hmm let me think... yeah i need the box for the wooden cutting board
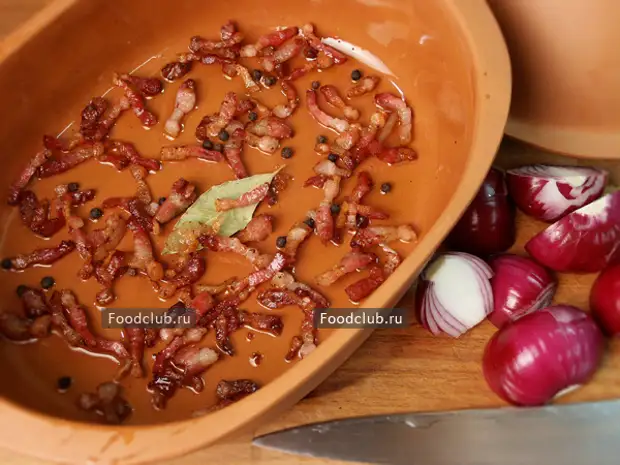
[1,5,619,464]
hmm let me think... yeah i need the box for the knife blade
[253,399,620,465]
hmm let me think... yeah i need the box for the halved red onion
[483,305,604,406]
[507,165,608,223]
[487,254,557,328]
[415,252,493,337]
[525,191,620,273]
[447,167,516,256]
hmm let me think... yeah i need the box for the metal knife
[253,400,620,465]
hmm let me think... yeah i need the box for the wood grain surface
[1,3,619,464]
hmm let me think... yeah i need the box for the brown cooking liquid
[0,10,473,425]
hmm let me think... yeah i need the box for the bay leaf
[162,168,282,255]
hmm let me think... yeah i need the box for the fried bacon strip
[7,240,75,270]
[112,73,159,127]
[313,159,351,178]
[316,251,378,286]
[247,117,293,140]
[235,214,274,243]
[120,75,163,96]
[129,165,159,216]
[215,182,269,212]
[214,305,240,355]
[320,85,360,121]
[216,379,259,401]
[207,92,238,138]
[306,90,349,133]
[59,290,131,363]
[149,345,219,410]
[0,313,51,341]
[347,76,380,99]
[260,37,305,72]
[301,24,348,65]
[164,79,197,138]
[350,224,417,248]
[160,145,224,163]
[374,93,413,145]
[375,147,418,165]
[316,176,341,243]
[342,171,389,229]
[20,287,50,318]
[378,112,398,143]
[18,191,65,237]
[334,124,361,151]
[283,221,313,259]
[266,171,292,206]
[239,311,283,336]
[199,234,272,269]
[241,26,299,57]
[127,220,164,281]
[270,271,331,309]
[273,80,300,119]
[48,291,82,346]
[8,147,51,205]
[154,178,197,224]
[107,141,161,173]
[381,244,402,276]
[80,97,107,140]
[124,327,146,378]
[37,142,105,178]
[222,63,260,93]
[345,265,386,303]
[94,251,128,306]
[223,120,248,179]
[229,252,288,299]
[159,254,206,300]
[189,23,243,53]
[88,213,128,263]
[78,382,132,425]
[245,132,279,154]
[161,61,193,81]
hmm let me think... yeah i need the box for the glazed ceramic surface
[0,0,510,462]
[489,0,620,159]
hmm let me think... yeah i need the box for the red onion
[507,165,608,222]
[590,264,620,336]
[483,305,604,406]
[447,167,516,256]
[525,191,620,273]
[416,252,493,337]
[487,254,557,328]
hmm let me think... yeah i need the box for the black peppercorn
[330,204,341,215]
[356,214,369,229]
[252,69,263,82]
[89,208,103,220]
[1,258,12,270]
[304,218,316,229]
[158,197,167,205]
[248,111,258,121]
[40,276,55,290]
[264,75,277,87]
[317,135,328,144]
[327,153,338,163]
[67,182,79,193]
[202,139,214,150]
[276,236,287,248]
[16,285,28,298]
[57,376,72,391]
[351,69,362,81]
[281,147,294,159]
[218,129,230,142]
[380,182,392,194]
[311,81,320,90]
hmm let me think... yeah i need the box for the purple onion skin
[448,167,516,257]
[483,305,605,406]
[488,254,557,328]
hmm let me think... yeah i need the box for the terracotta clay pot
[489,0,620,159]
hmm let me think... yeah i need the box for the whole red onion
[488,254,557,328]
[483,305,604,406]
[448,167,515,256]
[590,264,620,336]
